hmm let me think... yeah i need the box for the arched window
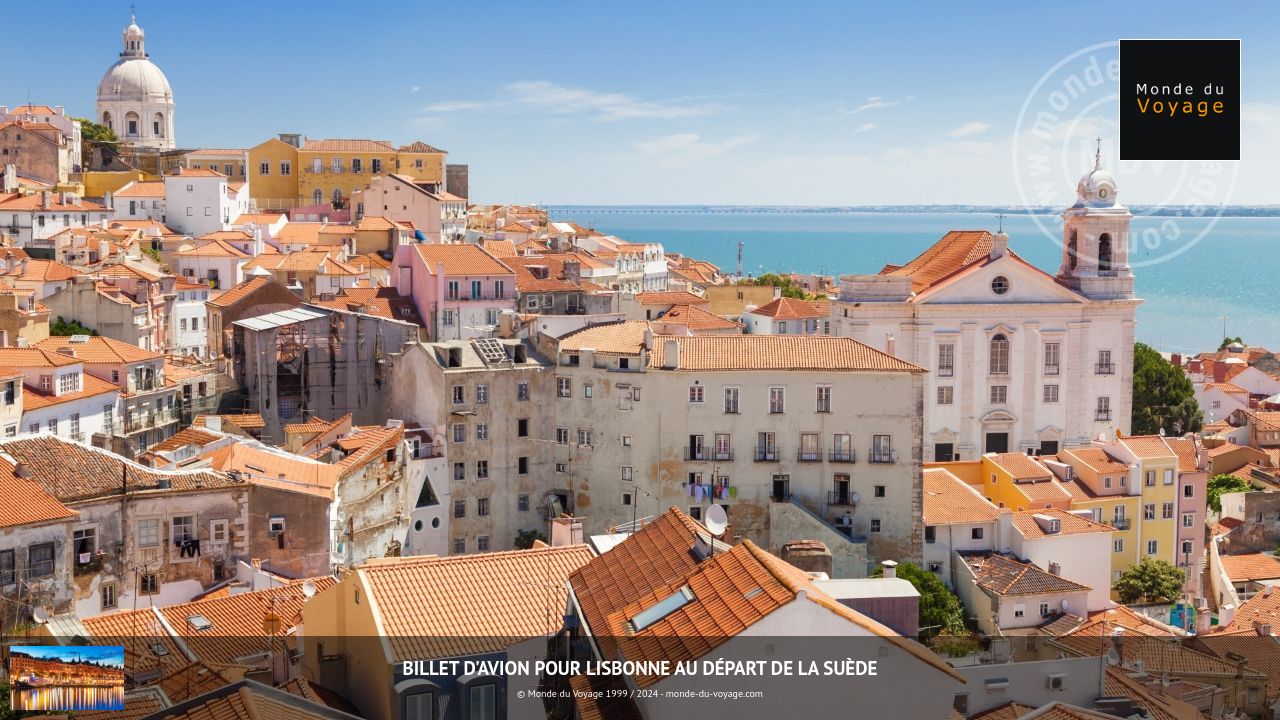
[1067,230,1078,271]
[125,112,139,137]
[153,113,164,138]
[990,333,1010,375]
[332,188,344,208]
[312,188,323,205]
[1098,233,1112,272]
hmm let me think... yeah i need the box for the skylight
[187,614,213,631]
[630,586,695,632]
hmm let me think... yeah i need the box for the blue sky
[11,645,124,668]
[4,1,1276,204]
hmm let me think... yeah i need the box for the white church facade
[96,15,175,150]
[832,150,1139,461]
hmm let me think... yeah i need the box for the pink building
[392,243,516,340]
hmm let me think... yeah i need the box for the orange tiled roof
[971,702,1035,720]
[0,346,81,368]
[114,180,165,198]
[301,138,393,153]
[207,276,273,308]
[0,461,77,529]
[0,194,107,211]
[3,258,83,282]
[308,287,419,323]
[1198,634,1280,700]
[648,335,924,373]
[989,452,1053,480]
[35,335,162,364]
[635,290,706,306]
[192,413,266,430]
[748,296,829,320]
[233,212,285,225]
[178,238,248,258]
[170,167,225,178]
[22,372,120,411]
[881,230,993,292]
[963,552,1091,597]
[412,243,513,276]
[1059,447,1132,474]
[397,141,446,154]
[558,320,649,355]
[1009,508,1113,538]
[357,545,594,662]
[1118,435,1179,460]
[658,304,739,331]
[0,435,237,503]
[204,440,339,498]
[150,426,224,454]
[1220,553,1280,583]
[923,467,1003,526]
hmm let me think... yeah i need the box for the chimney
[885,333,896,356]
[663,339,680,369]
[98,239,109,260]
[1048,561,1062,576]
[781,541,833,577]
[12,461,29,479]
[1,164,15,193]
[881,560,898,579]
[989,231,1008,259]
[1170,353,1182,368]
[41,191,51,209]
[1213,362,1227,384]
[1255,620,1273,636]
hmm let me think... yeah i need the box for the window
[453,463,465,481]
[990,385,1007,404]
[768,387,785,414]
[622,435,632,447]
[556,428,569,445]
[452,424,466,443]
[1014,606,1025,618]
[1144,504,1155,520]
[441,309,455,326]
[1162,502,1174,519]
[990,276,1010,295]
[1181,540,1194,556]
[518,494,530,512]
[557,377,572,397]
[476,423,488,441]
[371,158,382,174]
[1096,397,1111,421]
[622,491,633,506]
[621,466,633,482]
[871,435,892,463]
[937,386,953,404]
[29,542,54,578]
[259,162,270,175]
[210,520,229,545]
[925,526,936,544]
[517,418,528,437]
[870,518,881,533]
[476,384,488,403]
[476,536,490,552]
[578,428,593,446]
[971,527,984,540]
[140,573,159,595]
[0,550,11,585]
[816,386,832,412]
[518,457,529,474]
[989,334,1010,374]
[1163,469,1174,485]
[138,518,159,547]
[724,387,739,413]
[1147,540,1158,556]
[70,413,80,437]
[454,500,466,518]
[403,690,435,720]
[799,433,819,461]
[476,461,488,479]
[1044,342,1061,375]
[938,343,955,377]
[1145,471,1155,487]
[1184,484,1194,498]
[874,485,886,498]
[47,418,57,435]
[280,161,291,175]
[555,462,567,473]
[101,582,117,609]
[477,498,490,516]
[453,538,465,554]
[1182,512,1195,528]
[467,682,496,720]
[1104,476,1112,489]
[73,527,96,565]
[351,158,363,173]
[1043,384,1059,403]
[585,384,594,398]
[1039,602,1051,617]
[172,516,195,543]
[689,385,704,403]
[1114,539,1124,552]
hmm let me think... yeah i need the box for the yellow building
[245,136,300,210]
[393,141,446,186]
[181,148,248,182]
[297,138,397,209]
[1051,447,1141,583]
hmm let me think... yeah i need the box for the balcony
[798,449,822,463]
[1096,363,1116,375]
[73,556,103,577]
[711,449,734,462]
[686,447,707,461]
[869,450,894,464]
[754,447,780,462]
[412,443,443,459]
[1110,518,1131,530]
[827,491,858,506]
[445,294,508,302]
[1095,411,1112,422]
[829,449,856,463]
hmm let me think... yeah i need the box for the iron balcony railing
[1096,363,1116,375]
[829,449,856,463]
[828,491,857,506]
[755,447,780,462]
[686,447,707,461]
[798,448,822,462]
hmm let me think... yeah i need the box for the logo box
[1120,39,1240,160]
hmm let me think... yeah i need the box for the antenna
[31,607,48,625]
[301,579,317,598]
[705,504,728,560]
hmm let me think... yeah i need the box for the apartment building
[541,323,926,569]
[388,338,553,555]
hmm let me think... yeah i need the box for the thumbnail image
[7,645,125,712]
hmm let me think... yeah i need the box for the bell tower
[1057,139,1134,300]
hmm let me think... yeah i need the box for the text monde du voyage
[1134,82,1228,118]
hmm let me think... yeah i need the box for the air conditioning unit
[928,562,943,573]
[269,516,286,535]
[1047,674,1066,691]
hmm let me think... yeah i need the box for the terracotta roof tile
[923,468,1003,526]
[22,372,120,410]
[1118,435,1178,460]
[989,452,1053,480]
[178,239,248,258]
[963,552,1091,596]
[35,335,162,364]
[657,304,739,331]
[748,297,829,320]
[1009,508,1113,538]
[1221,553,1280,583]
[0,462,77,528]
[649,335,924,373]
[149,426,224,454]
[397,141,447,154]
[881,230,994,292]
[2,258,83,282]
[206,276,273,308]
[204,441,340,498]
[114,180,166,198]
[558,320,649,355]
[358,545,594,662]
[1058,447,1132,474]
[412,243,513,276]
[301,138,394,153]
[971,702,1035,720]
[635,290,706,306]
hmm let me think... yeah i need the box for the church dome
[1075,142,1118,208]
[97,57,173,103]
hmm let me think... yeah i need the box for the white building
[999,508,1114,612]
[96,15,175,150]
[163,167,247,237]
[832,152,1138,461]
[112,180,166,222]
[0,192,112,245]
[744,297,831,335]
[171,279,211,358]
[922,467,1001,588]
[0,348,120,443]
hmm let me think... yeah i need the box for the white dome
[1074,146,1119,209]
[97,57,173,103]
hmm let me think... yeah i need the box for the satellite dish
[705,505,728,537]
[32,607,48,625]
[301,579,317,598]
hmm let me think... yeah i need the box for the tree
[1132,341,1203,435]
[50,316,97,337]
[736,272,809,299]
[514,529,547,550]
[1207,473,1252,513]
[1113,558,1185,604]
[74,117,117,169]
[1219,336,1245,350]
[873,561,965,641]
